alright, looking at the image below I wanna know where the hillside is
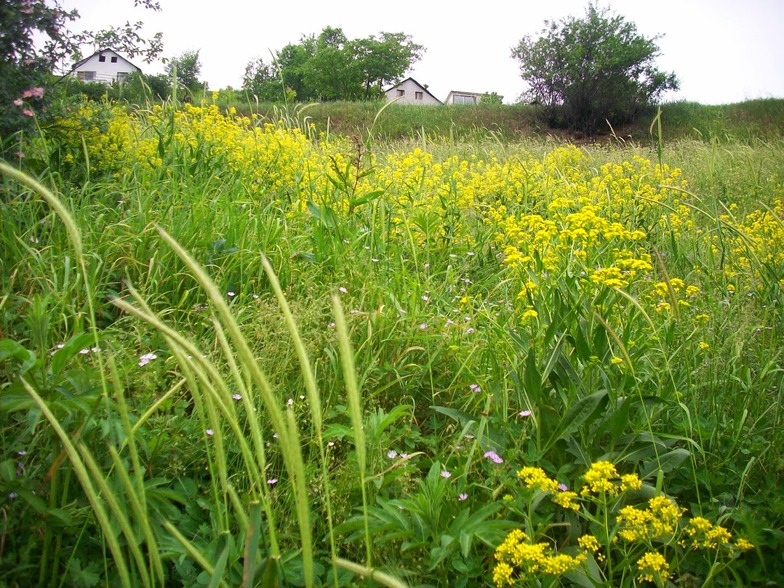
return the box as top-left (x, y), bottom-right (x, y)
top-left (228, 98), bottom-right (784, 144)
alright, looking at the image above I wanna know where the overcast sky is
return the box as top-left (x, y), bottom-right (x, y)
top-left (61, 0), bottom-right (784, 105)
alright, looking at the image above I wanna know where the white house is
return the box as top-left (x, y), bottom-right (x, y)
top-left (385, 77), bottom-right (441, 105)
top-left (445, 91), bottom-right (484, 105)
top-left (68, 49), bottom-right (141, 84)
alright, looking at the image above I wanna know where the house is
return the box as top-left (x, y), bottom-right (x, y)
top-left (68, 49), bottom-right (141, 84)
top-left (385, 77), bottom-right (441, 105)
top-left (445, 91), bottom-right (484, 105)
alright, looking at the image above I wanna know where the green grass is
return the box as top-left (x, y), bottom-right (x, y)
top-left (1, 96), bottom-right (783, 587)
top-left (221, 98), bottom-right (784, 144)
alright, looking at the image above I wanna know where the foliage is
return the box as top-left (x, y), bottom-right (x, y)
top-left (481, 92), bottom-right (504, 106)
top-left (1, 98), bottom-right (783, 586)
top-left (0, 0), bottom-right (162, 153)
top-left (494, 463), bottom-right (754, 586)
top-left (166, 49), bottom-right (202, 93)
top-left (243, 26), bottom-right (424, 102)
top-left (1, 0), bottom-right (77, 147)
top-left (243, 56), bottom-right (288, 102)
top-left (511, 2), bottom-right (678, 134)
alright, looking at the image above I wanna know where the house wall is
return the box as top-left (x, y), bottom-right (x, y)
top-left (71, 51), bottom-right (139, 84)
top-left (445, 91), bottom-right (482, 105)
top-left (385, 78), bottom-right (440, 105)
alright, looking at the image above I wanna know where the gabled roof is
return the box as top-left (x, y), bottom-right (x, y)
top-left (385, 77), bottom-right (442, 104)
top-left (69, 48), bottom-right (141, 72)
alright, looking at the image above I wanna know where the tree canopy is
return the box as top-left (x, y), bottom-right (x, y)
top-left (166, 49), bottom-right (202, 92)
top-left (511, 2), bottom-right (678, 134)
top-left (243, 27), bottom-right (424, 102)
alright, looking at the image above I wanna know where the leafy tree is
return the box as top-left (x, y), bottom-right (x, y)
top-left (480, 92), bottom-right (504, 105)
top-left (166, 49), bottom-right (202, 92)
top-left (243, 57), bottom-right (283, 101)
top-left (511, 2), bottom-right (678, 134)
top-left (302, 27), bottom-right (356, 101)
top-left (350, 32), bottom-right (424, 99)
top-left (243, 26), bottom-right (423, 102)
top-left (276, 40), bottom-right (316, 101)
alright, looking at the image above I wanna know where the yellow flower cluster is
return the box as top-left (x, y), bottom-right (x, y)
top-left (684, 517), bottom-right (733, 550)
top-left (618, 496), bottom-right (685, 542)
top-left (715, 198), bottom-right (784, 291)
top-left (485, 150), bottom-right (689, 321)
top-left (517, 466), bottom-right (559, 492)
top-left (52, 101), bottom-right (155, 177)
top-left (501, 462), bottom-right (754, 586)
top-left (636, 551), bottom-right (671, 583)
top-left (580, 461), bottom-right (642, 497)
top-left (493, 528), bottom-right (586, 587)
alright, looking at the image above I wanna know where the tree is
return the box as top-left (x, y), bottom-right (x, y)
top-left (166, 49), bottom-right (202, 92)
top-left (511, 2), bottom-right (678, 134)
top-left (243, 57), bottom-right (282, 101)
top-left (480, 92), bottom-right (504, 105)
top-left (350, 32), bottom-right (424, 99)
top-left (243, 26), bottom-right (423, 102)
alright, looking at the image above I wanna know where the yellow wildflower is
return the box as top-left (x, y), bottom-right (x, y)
top-left (517, 467), bottom-right (559, 493)
top-left (637, 551), bottom-right (670, 583)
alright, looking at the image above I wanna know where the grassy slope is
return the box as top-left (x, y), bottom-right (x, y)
top-left (226, 98), bottom-right (784, 143)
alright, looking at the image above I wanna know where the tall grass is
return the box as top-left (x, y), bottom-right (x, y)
top-left (1, 98), bottom-right (782, 586)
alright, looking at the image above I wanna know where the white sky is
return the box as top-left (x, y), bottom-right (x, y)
top-left (61, 0), bottom-right (784, 105)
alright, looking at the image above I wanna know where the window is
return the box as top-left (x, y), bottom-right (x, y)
top-left (116, 72), bottom-right (129, 82)
top-left (453, 94), bottom-right (477, 105)
top-left (396, 89), bottom-right (405, 97)
top-left (111, 56), bottom-right (118, 63)
top-left (98, 55), bottom-right (106, 62)
top-left (77, 71), bottom-right (96, 81)
top-left (415, 91), bottom-right (423, 100)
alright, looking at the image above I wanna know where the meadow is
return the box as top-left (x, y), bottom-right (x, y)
top-left (1, 96), bottom-right (782, 587)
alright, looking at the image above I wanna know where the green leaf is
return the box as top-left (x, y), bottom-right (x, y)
top-left (0, 338), bottom-right (37, 376)
top-left (545, 390), bottom-right (608, 451)
top-left (208, 532), bottom-right (232, 588)
top-left (523, 349), bottom-right (541, 405)
top-left (640, 448), bottom-right (691, 479)
top-left (348, 189), bottom-right (385, 209)
top-left (50, 332), bottom-right (95, 376)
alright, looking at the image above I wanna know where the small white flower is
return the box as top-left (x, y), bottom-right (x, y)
top-left (138, 352), bottom-right (158, 367)
top-left (387, 450), bottom-right (398, 459)
top-left (227, 291), bottom-right (236, 297)
top-left (338, 286), bottom-right (348, 294)
top-left (205, 429), bottom-right (214, 436)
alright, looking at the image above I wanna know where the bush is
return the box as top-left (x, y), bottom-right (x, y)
top-left (512, 2), bottom-right (678, 134)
